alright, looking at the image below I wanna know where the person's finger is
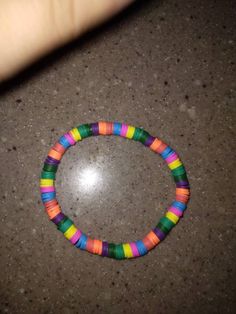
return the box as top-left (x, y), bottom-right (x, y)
top-left (0, 0), bottom-right (134, 82)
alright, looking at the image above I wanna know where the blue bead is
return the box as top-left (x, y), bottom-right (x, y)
top-left (172, 201), bottom-right (186, 211)
top-left (136, 240), bottom-right (148, 256)
top-left (113, 122), bottom-right (122, 135)
top-left (41, 192), bottom-right (56, 202)
top-left (59, 135), bottom-right (71, 149)
top-left (160, 146), bottom-right (173, 159)
top-left (75, 233), bottom-right (87, 250)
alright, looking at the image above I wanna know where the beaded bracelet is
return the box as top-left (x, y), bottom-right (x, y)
top-left (40, 122), bottom-right (190, 259)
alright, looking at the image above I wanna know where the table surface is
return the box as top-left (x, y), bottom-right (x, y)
top-left (0, 0), bottom-right (235, 313)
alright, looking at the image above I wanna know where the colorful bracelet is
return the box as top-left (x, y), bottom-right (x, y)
top-left (40, 122), bottom-right (190, 259)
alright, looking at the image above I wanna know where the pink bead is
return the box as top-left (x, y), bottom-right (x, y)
top-left (70, 230), bottom-right (82, 244)
top-left (168, 206), bottom-right (183, 217)
top-left (166, 152), bottom-right (178, 164)
top-left (130, 242), bottom-right (140, 257)
top-left (64, 133), bottom-right (76, 145)
top-left (40, 186), bottom-right (55, 193)
top-left (120, 124), bottom-right (128, 137)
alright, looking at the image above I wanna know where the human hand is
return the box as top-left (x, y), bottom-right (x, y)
top-left (0, 0), bottom-right (134, 82)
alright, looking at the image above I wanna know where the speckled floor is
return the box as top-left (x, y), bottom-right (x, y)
top-left (0, 0), bottom-right (235, 313)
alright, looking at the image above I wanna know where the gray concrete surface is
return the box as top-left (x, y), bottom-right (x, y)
top-left (0, 0), bottom-right (235, 313)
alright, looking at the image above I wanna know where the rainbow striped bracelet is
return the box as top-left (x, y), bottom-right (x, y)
top-left (40, 122), bottom-right (190, 259)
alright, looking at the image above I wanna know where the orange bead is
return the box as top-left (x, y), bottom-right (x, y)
top-left (142, 235), bottom-right (155, 250)
top-left (98, 121), bottom-right (107, 135)
top-left (146, 230), bottom-right (160, 245)
top-left (150, 138), bottom-right (167, 153)
top-left (46, 205), bottom-right (61, 219)
top-left (176, 194), bottom-right (189, 203)
top-left (157, 142), bottom-right (168, 154)
top-left (44, 199), bottom-right (58, 209)
top-left (93, 239), bottom-right (103, 255)
top-left (176, 188), bottom-right (190, 195)
top-left (86, 238), bottom-right (95, 253)
top-left (150, 138), bottom-right (162, 152)
top-left (53, 142), bottom-right (66, 154)
top-left (106, 122), bottom-right (113, 135)
top-left (48, 149), bottom-right (62, 161)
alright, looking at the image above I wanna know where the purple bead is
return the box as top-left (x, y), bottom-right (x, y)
top-left (91, 123), bottom-right (99, 135)
top-left (102, 241), bottom-right (109, 256)
top-left (51, 212), bottom-right (65, 225)
top-left (176, 181), bottom-right (190, 188)
top-left (45, 156), bottom-right (60, 165)
top-left (144, 135), bottom-right (155, 147)
top-left (153, 228), bottom-right (166, 241)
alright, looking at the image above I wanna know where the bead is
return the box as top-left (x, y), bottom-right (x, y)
top-left (75, 233), bottom-right (87, 250)
top-left (59, 135), bottom-right (71, 149)
top-left (113, 122), bottom-right (122, 135)
top-left (64, 224), bottom-right (77, 240)
top-left (123, 243), bottom-right (133, 258)
top-left (51, 212), bottom-right (65, 225)
top-left (43, 163), bottom-right (58, 173)
top-left (132, 127), bottom-right (143, 141)
top-left (64, 133), bottom-right (76, 146)
top-left (70, 230), bottom-right (82, 244)
top-left (53, 142), bottom-right (66, 154)
top-left (138, 130), bottom-right (150, 145)
top-left (108, 243), bottom-right (116, 258)
top-left (48, 149), bottom-right (62, 161)
top-left (126, 125), bottom-right (135, 139)
top-left (57, 217), bottom-right (73, 233)
top-left (90, 122), bottom-right (99, 135)
top-left (147, 230), bottom-right (160, 247)
top-left (120, 124), bottom-right (128, 137)
top-left (77, 124), bottom-right (93, 139)
top-left (136, 240), bottom-right (148, 256)
top-left (41, 171), bottom-right (56, 179)
top-left (166, 211), bottom-right (179, 224)
top-left (46, 205), bottom-right (61, 219)
top-left (144, 135), bottom-right (155, 147)
top-left (102, 241), bottom-right (109, 256)
top-left (130, 242), bottom-right (140, 257)
top-left (70, 128), bottom-right (81, 141)
top-left (153, 228), bottom-right (166, 241)
top-left (114, 244), bottom-right (125, 259)
top-left (98, 121), bottom-right (107, 135)
top-left (40, 179), bottom-right (54, 186)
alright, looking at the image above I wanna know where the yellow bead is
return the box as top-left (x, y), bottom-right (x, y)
top-left (166, 211), bottom-right (179, 224)
top-left (40, 179), bottom-right (54, 186)
top-left (168, 159), bottom-right (182, 170)
top-left (123, 243), bottom-right (133, 258)
top-left (70, 128), bottom-right (81, 141)
top-left (64, 224), bottom-right (77, 240)
top-left (126, 126), bottom-right (135, 139)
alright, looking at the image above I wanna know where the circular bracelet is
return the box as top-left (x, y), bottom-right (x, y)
top-left (40, 122), bottom-right (190, 260)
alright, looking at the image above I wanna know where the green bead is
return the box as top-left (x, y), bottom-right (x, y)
top-left (160, 217), bottom-right (175, 231)
top-left (156, 222), bottom-right (170, 234)
top-left (43, 163), bottom-right (58, 173)
top-left (77, 124), bottom-right (93, 139)
top-left (108, 243), bottom-right (116, 258)
top-left (87, 124), bottom-right (94, 135)
top-left (41, 171), bottom-right (56, 179)
top-left (57, 216), bottom-right (68, 229)
top-left (172, 165), bottom-right (186, 176)
top-left (139, 130), bottom-right (150, 144)
top-left (115, 244), bottom-right (125, 260)
top-left (173, 173), bottom-right (188, 183)
top-left (57, 217), bottom-right (73, 233)
top-left (132, 127), bottom-right (143, 141)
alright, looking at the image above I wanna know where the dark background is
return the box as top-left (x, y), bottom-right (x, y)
top-left (0, 0), bottom-right (235, 313)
